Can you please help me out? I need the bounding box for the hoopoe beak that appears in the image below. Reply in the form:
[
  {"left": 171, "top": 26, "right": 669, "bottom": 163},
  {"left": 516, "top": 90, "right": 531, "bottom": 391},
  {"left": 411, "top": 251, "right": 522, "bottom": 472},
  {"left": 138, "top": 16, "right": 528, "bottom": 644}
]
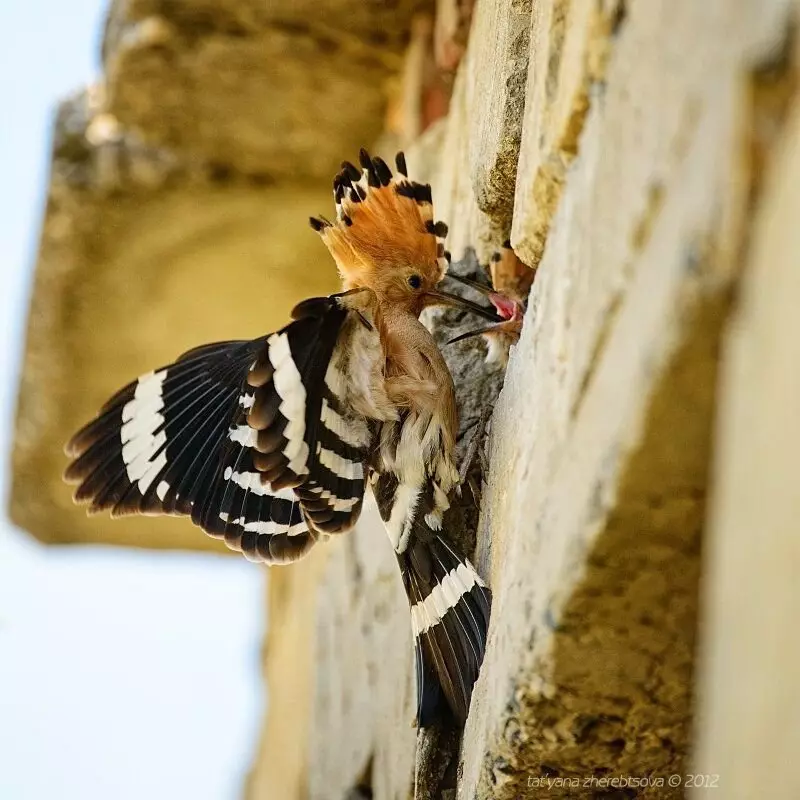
[
  {"left": 443, "top": 273, "right": 524, "bottom": 346},
  {"left": 424, "top": 289, "right": 505, "bottom": 322}
]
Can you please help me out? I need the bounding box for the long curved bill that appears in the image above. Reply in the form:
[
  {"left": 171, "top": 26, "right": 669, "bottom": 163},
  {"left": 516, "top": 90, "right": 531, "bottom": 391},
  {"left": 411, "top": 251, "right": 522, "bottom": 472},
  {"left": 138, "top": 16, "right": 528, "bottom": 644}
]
[
  {"left": 448, "top": 325, "right": 504, "bottom": 345},
  {"left": 425, "top": 290, "right": 504, "bottom": 322},
  {"left": 444, "top": 273, "right": 519, "bottom": 318}
]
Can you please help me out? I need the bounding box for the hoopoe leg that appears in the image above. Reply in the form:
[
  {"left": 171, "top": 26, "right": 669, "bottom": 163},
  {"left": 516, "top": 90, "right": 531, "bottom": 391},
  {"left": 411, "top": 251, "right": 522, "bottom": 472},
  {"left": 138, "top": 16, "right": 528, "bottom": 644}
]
[{"left": 457, "top": 405, "right": 493, "bottom": 502}]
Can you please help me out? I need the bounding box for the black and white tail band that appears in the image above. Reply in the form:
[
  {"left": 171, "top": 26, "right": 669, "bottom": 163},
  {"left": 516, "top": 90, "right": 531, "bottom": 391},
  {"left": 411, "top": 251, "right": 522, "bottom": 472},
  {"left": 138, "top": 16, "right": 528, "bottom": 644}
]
[{"left": 399, "top": 533, "right": 491, "bottom": 725}]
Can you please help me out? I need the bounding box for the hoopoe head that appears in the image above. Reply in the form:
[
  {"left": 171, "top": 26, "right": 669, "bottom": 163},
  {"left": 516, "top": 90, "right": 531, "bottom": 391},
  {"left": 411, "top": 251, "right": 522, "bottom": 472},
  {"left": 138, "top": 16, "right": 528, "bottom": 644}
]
[{"left": 311, "top": 150, "right": 499, "bottom": 322}]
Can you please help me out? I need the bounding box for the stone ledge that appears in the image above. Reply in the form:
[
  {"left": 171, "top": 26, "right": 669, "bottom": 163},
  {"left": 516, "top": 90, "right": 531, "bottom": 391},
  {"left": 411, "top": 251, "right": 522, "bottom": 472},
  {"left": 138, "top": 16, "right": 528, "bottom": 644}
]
[
  {"left": 10, "top": 93, "right": 331, "bottom": 549},
  {"left": 11, "top": 0, "right": 428, "bottom": 550},
  {"left": 102, "top": 0, "right": 428, "bottom": 179}
]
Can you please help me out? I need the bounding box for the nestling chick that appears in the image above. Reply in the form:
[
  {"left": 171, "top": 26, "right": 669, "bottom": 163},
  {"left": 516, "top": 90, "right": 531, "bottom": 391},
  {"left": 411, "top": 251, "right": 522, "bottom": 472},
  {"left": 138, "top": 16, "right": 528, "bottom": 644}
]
[{"left": 446, "top": 241, "right": 533, "bottom": 365}]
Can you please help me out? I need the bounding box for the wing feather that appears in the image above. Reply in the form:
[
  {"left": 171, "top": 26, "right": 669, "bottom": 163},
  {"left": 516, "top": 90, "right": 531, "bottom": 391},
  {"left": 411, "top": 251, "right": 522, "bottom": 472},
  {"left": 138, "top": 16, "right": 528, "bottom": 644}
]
[
  {"left": 65, "top": 294, "right": 380, "bottom": 563},
  {"left": 64, "top": 337, "right": 316, "bottom": 563},
  {"left": 241, "top": 295, "right": 377, "bottom": 534}
]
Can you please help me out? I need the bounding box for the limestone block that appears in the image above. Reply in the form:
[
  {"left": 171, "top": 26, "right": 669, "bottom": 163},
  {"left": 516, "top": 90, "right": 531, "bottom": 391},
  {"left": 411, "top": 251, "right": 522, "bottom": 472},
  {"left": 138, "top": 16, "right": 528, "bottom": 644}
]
[
  {"left": 692, "top": 90, "right": 800, "bottom": 800},
  {"left": 10, "top": 92, "right": 337, "bottom": 550},
  {"left": 248, "top": 504, "right": 419, "bottom": 800},
  {"left": 511, "top": 0, "right": 624, "bottom": 269},
  {"left": 402, "top": 0, "right": 532, "bottom": 264},
  {"left": 105, "top": 0, "right": 426, "bottom": 54},
  {"left": 306, "top": 500, "right": 417, "bottom": 800},
  {"left": 413, "top": 0, "right": 534, "bottom": 252},
  {"left": 102, "top": 0, "right": 428, "bottom": 179},
  {"left": 457, "top": 1, "right": 798, "bottom": 796},
  {"left": 468, "top": 0, "right": 532, "bottom": 226},
  {"left": 246, "top": 558, "right": 323, "bottom": 800},
  {"left": 405, "top": 0, "right": 533, "bottom": 264}
]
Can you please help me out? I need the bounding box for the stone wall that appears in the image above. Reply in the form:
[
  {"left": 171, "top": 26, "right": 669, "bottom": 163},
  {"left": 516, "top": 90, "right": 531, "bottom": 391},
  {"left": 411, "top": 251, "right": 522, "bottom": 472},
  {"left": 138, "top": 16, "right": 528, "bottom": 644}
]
[
  {"left": 692, "top": 57, "right": 800, "bottom": 800},
  {"left": 251, "top": 1, "right": 800, "bottom": 798},
  {"left": 11, "top": 0, "right": 800, "bottom": 798}
]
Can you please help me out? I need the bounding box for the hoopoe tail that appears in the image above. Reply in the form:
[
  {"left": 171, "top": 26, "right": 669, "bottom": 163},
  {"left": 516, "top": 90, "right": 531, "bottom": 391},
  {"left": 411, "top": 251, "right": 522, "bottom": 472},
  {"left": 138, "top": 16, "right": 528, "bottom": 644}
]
[{"left": 398, "top": 530, "right": 491, "bottom": 726}]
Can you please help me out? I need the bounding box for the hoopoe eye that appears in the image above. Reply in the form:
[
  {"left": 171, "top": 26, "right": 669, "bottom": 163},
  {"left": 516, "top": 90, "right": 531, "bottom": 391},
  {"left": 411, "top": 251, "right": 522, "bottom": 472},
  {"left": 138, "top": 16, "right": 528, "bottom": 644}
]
[{"left": 408, "top": 274, "right": 422, "bottom": 289}]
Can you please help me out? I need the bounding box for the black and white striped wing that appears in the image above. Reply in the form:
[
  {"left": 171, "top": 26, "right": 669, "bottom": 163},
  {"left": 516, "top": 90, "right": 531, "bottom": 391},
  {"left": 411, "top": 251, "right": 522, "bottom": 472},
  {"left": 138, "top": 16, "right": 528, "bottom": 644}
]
[
  {"left": 64, "top": 294, "right": 375, "bottom": 564},
  {"left": 241, "top": 296, "right": 375, "bottom": 535},
  {"left": 64, "top": 337, "right": 315, "bottom": 563}
]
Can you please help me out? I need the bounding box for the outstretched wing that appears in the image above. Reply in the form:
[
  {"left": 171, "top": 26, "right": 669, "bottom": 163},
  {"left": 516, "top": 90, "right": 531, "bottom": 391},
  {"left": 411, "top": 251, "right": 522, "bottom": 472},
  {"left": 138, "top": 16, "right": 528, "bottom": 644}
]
[
  {"left": 64, "top": 294, "right": 376, "bottom": 564},
  {"left": 220, "top": 295, "right": 376, "bottom": 537}
]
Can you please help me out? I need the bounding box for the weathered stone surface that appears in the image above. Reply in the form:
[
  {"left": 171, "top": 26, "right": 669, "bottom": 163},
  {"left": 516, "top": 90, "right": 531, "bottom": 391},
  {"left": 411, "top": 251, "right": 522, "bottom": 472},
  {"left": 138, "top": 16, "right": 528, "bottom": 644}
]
[
  {"left": 102, "top": 0, "right": 427, "bottom": 179},
  {"left": 248, "top": 505, "right": 417, "bottom": 800},
  {"left": 9, "top": 97, "right": 329, "bottom": 550},
  {"left": 460, "top": 1, "right": 798, "bottom": 796},
  {"left": 406, "top": 0, "right": 533, "bottom": 266},
  {"left": 467, "top": 0, "right": 531, "bottom": 226},
  {"left": 306, "top": 501, "right": 416, "bottom": 800},
  {"left": 510, "top": 0, "right": 622, "bottom": 269},
  {"left": 247, "top": 558, "right": 325, "bottom": 800},
  {"left": 692, "top": 58, "right": 800, "bottom": 800}
]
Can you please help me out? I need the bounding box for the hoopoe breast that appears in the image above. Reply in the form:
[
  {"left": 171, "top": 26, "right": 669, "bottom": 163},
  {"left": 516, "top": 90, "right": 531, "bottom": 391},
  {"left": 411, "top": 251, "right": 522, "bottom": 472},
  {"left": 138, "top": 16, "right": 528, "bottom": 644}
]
[
  {"left": 373, "top": 411, "right": 459, "bottom": 554},
  {"left": 329, "top": 309, "right": 459, "bottom": 555}
]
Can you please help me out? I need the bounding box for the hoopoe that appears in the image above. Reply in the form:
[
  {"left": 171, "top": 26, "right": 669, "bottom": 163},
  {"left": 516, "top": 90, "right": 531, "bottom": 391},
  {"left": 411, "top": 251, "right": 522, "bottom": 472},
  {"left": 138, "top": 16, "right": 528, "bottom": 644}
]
[{"left": 64, "top": 149, "right": 502, "bottom": 726}]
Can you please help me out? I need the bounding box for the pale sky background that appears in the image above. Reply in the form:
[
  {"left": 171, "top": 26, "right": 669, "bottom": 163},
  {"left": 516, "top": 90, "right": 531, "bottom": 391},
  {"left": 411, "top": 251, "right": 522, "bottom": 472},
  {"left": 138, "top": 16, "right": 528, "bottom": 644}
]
[{"left": 0, "top": 3, "right": 264, "bottom": 798}]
